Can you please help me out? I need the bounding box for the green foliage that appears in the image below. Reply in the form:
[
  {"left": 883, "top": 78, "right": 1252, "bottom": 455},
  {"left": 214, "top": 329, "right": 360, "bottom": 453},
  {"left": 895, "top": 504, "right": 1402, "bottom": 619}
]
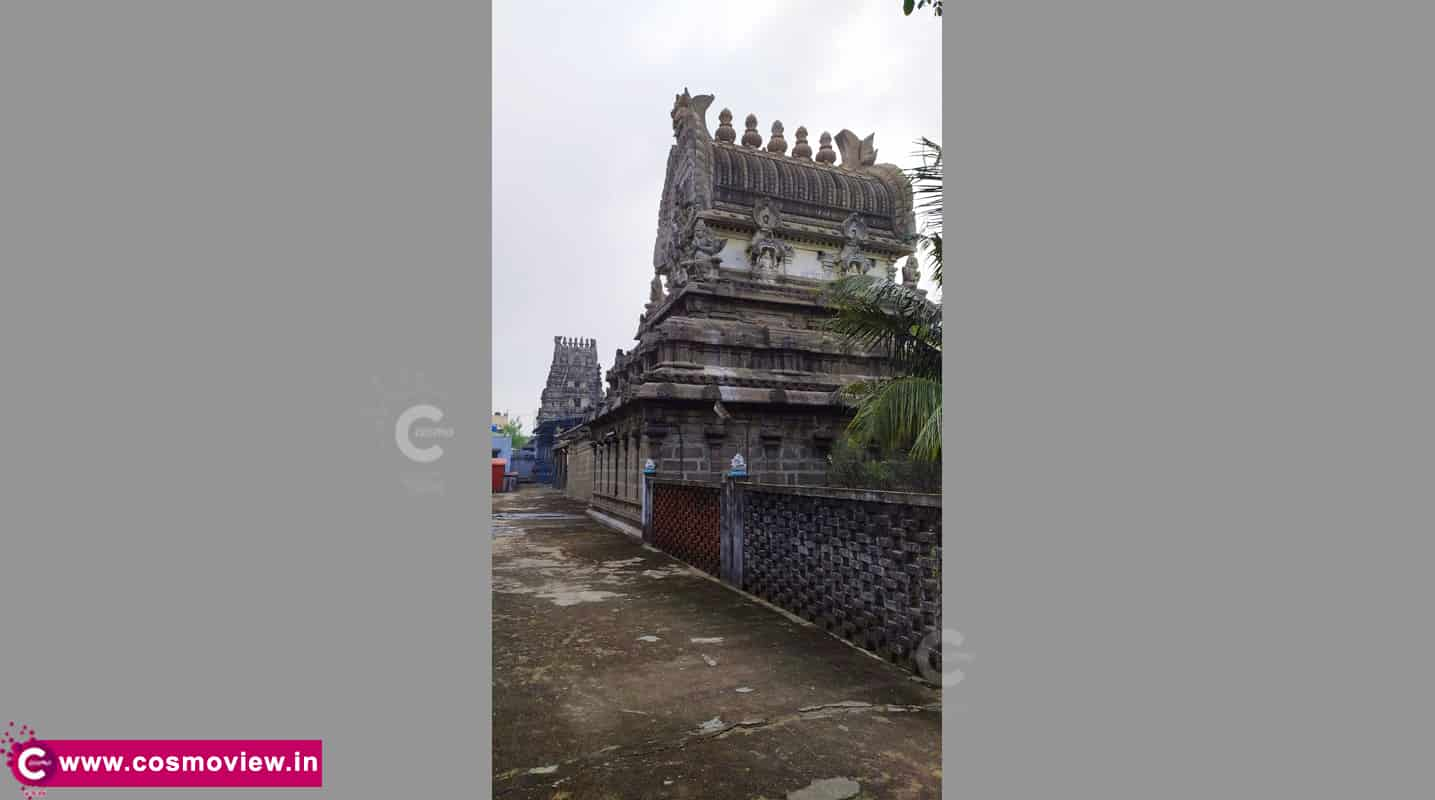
[
  {"left": 500, "top": 417, "right": 529, "bottom": 450},
  {"left": 823, "top": 276, "right": 942, "bottom": 463},
  {"left": 825, "top": 437, "right": 941, "bottom": 492},
  {"left": 903, "top": 0, "right": 943, "bottom": 17}
]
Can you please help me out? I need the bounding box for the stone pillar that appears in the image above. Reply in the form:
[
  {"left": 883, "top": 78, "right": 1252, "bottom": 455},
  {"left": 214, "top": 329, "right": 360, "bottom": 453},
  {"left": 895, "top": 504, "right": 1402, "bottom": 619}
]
[
  {"left": 719, "top": 475, "right": 745, "bottom": 587},
  {"left": 640, "top": 475, "right": 655, "bottom": 545}
]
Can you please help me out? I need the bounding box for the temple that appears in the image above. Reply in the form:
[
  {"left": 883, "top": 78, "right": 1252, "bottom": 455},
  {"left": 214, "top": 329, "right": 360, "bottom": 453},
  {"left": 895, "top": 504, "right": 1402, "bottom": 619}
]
[
  {"left": 532, "top": 336, "right": 602, "bottom": 484},
  {"left": 553, "top": 89, "right": 921, "bottom": 527}
]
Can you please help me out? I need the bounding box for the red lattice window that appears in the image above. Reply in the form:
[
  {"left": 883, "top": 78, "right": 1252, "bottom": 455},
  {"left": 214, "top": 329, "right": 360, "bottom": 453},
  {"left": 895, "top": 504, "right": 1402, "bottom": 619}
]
[{"left": 651, "top": 483, "right": 721, "bottom": 576}]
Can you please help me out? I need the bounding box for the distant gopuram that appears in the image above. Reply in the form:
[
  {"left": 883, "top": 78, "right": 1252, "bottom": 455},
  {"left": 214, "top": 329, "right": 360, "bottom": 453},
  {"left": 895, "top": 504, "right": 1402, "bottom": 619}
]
[
  {"left": 554, "top": 89, "right": 919, "bottom": 525},
  {"left": 537, "top": 336, "right": 602, "bottom": 425},
  {"left": 533, "top": 336, "right": 602, "bottom": 484}
]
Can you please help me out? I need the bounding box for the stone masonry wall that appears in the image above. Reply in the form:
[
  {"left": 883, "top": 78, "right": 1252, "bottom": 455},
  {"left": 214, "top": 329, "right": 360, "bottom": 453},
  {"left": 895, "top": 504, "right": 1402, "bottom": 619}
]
[
  {"left": 563, "top": 444, "right": 594, "bottom": 503},
  {"left": 644, "top": 406, "right": 850, "bottom": 486},
  {"left": 740, "top": 485, "right": 941, "bottom": 668}
]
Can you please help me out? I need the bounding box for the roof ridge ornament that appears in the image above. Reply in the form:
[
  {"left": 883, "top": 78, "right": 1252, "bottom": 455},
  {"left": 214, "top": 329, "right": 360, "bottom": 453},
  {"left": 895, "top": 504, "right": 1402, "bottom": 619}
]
[
  {"left": 670, "top": 87, "right": 714, "bottom": 139},
  {"left": 816, "top": 131, "right": 837, "bottom": 164},
  {"left": 792, "top": 126, "right": 812, "bottom": 160},
  {"left": 715, "top": 108, "right": 736, "bottom": 143},
  {"left": 741, "top": 113, "right": 763, "bottom": 148},
  {"left": 834, "top": 129, "right": 878, "bottom": 169},
  {"left": 766, "top": 121, "right": 788, "bottom": 154}
]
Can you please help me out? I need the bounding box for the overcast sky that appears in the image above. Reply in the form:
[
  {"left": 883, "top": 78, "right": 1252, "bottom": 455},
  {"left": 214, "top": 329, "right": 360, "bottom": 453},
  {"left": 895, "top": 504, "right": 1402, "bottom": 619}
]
[{"left": 493, "top": 0, "right": 942, "bottom": 427}]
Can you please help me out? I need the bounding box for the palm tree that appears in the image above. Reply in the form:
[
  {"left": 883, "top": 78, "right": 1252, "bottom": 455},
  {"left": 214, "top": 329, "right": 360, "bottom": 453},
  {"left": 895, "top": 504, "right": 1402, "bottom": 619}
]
[{"left": 825, "top": 138, "right": 943, "bottom": 463}]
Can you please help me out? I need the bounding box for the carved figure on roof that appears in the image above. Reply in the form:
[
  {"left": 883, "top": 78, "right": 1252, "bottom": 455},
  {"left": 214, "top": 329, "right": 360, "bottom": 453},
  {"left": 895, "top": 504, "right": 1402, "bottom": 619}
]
[
  {"left": 822, "top": 211, "right": 874, "bottom": 277},
  {"left": 745, "top": 198, "right": 792, "bottom": 283}
]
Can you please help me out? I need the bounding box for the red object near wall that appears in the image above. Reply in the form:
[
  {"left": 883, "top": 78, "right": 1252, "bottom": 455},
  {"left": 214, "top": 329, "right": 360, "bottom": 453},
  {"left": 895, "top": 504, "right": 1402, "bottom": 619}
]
[{"left": 492, "top": 458, "right": 507, "bottom": 493}]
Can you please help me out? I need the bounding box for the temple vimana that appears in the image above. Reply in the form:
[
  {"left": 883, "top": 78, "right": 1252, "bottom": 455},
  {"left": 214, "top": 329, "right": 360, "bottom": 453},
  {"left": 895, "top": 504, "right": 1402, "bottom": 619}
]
[{"left": 549, "top": 89, "right": 922, "bottom": 527}]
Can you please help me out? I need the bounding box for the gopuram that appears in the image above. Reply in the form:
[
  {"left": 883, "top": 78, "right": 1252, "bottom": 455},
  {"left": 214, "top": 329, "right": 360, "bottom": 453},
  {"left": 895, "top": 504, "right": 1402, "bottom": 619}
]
[
  {"left": 532, "top": 336, "right": 602, "bottom": 484},
  {"left": 554, "top": 89, "right": 921, "bottom": 526}
]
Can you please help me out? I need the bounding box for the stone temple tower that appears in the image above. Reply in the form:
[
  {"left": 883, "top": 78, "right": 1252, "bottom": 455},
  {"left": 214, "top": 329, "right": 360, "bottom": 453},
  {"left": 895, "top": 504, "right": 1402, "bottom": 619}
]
[{"left": 536, "top": 336, "right": 602, "bottom": 426}]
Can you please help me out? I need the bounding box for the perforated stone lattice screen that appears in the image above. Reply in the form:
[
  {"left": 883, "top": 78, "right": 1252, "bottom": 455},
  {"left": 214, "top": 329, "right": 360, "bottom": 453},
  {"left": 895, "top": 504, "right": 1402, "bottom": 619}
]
[
  {"left": 651, "top": 483, "right": 721, "bottom": 576},
  {"left": 742, "top": 490, "right": 941, "bottom": 666}
]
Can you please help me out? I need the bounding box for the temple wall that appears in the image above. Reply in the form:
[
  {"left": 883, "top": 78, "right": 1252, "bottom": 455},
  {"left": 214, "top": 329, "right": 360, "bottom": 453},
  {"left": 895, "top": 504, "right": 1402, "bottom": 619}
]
[
  {"left": 562, "top": 443, "right": 594, "bottom": 502},
  {"left": 633, "top": 405, "right": 849, "bottom": 487}
]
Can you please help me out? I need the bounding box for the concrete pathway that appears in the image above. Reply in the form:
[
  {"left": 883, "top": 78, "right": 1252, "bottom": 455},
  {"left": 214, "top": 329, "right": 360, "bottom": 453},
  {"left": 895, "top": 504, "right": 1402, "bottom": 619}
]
[{"left": 493, "top": 487, "right": 942, "bottom": 800}]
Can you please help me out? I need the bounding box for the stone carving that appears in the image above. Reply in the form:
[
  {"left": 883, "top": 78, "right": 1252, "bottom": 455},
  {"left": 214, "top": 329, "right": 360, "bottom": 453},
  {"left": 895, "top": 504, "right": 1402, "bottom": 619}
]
[
  {"left": 691, "top": 219, "right": 725, "bottom": 258},
  {"left": 653, "top": 89, "right": 716, "bottom": 278},
  {"left": 746, "top": 198, "right": 792, "bottom": 282},
  {"left": 752, "top": 197, "right": 782, "bottom": 231},
  {"left": 670, "top": 88, "right": 714, "bottom": 139},
  {"left": 741, "top": 113, "right": 762, "bottom": 148},
  {"left": 792, "top": 126, "right": 812, "bottom": 160},
  {"left": 715, "top": 108, "right": 736, "bottom": 143},
  {"left": 901, "top": 255, "right": 921, "bottom": 288},
  {"left": 821, "top": 212, "right": 874, "bottom": 277},
  {"left": 834, "top": 129, "right": 878, "bottom": 169},
  {"left": 669, "top": 214, "right": 725, "bottom": 287},
  {"left": 648, "top": 273, "right": 666, "bottom": 307},
  {"left": 815, "top": 131, "right": 837, "bottom": 164},
  {"left": 842, "top": 211, "right": 868, "bottom": 242},
  {"left": 766, "top": 121, "right": 787, "bottom": 154}
]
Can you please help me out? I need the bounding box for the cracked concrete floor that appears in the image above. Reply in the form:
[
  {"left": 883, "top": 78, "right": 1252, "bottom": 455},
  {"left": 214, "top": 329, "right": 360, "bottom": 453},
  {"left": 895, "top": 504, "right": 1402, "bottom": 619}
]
[{"left": 493, "top": 488, "right": 941, "bottom": 799}]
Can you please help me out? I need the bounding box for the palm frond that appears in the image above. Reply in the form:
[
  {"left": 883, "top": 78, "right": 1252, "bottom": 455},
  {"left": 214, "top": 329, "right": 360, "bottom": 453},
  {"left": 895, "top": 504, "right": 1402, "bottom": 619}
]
[
  {"left": 910, "top": 402, "right": 942, "bottom": 462},
  {"left": 845, "top": 376, "right": 942, "bottom": 461},
  {"left": 822, "top": 275, "right": 941, "bottom": 379},
  {"left": 908, "top": 137, "right": 943, "bottom": 291}
]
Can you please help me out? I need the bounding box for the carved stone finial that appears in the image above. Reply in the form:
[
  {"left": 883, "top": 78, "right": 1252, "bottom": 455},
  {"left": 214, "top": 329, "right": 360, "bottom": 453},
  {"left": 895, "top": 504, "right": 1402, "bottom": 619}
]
[
  {"left": 741, "top": 113, "right": 762, "bottom": 148},
  {"left": 816, "top": 131, "right": 836, "bottom": 164},
  {"left": 648, "top": 273, "right": 665, "bottom": 306},
  {"left": 766, "top": 121, "right": 787, "bottom": 154},
  {"left": 715, "top": 108, "right": 736, "bottom": 143},
  {"left": 792, "top": 126, "right": 812, "bottom": 160}
]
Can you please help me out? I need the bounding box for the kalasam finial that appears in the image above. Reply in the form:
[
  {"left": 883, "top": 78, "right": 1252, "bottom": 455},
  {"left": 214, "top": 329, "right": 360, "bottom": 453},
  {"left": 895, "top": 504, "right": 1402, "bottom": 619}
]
[
  {"left": 715, "top": 108, "right": 736, "bottom": 143},
  {"left": 792, "top": 126, "right": 812, "bottom": 160},
  {"left": 742, "top": 113, "right": 762, "bottom": 148},
  {"left": 766, "top": 121, "right": 787, "bottom": 154},
  {"left": 816, "top": 131, "right": 836, "bottom": 164}
]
